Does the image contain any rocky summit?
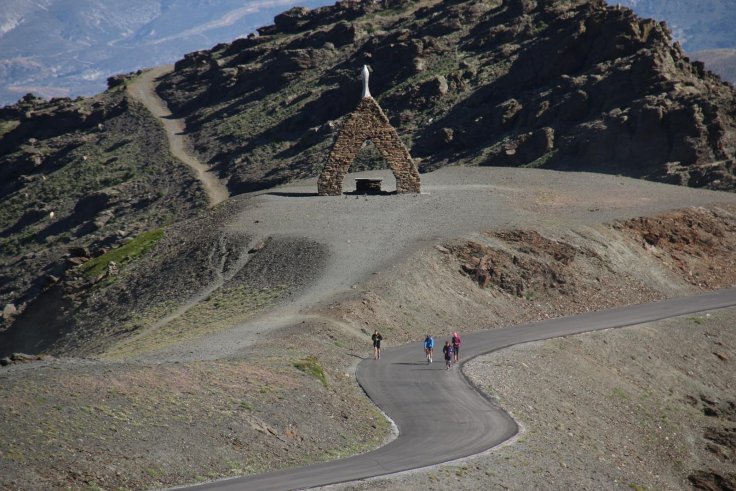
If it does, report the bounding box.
[155,0,736,193]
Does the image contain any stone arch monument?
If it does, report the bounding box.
[317,65,421,195]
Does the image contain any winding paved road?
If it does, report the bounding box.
[179,287,736,491]
[127,66,229,207]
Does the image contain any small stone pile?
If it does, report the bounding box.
[318,97,421,195]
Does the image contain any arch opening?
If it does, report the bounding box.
[318,97,420,196]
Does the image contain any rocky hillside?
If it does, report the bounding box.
[156,0,736,193]
[0,84,207,333]
[2,0,736,337]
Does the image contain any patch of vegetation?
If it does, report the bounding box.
[81,228,164,278]
[293,356,328,387]
[531,20,549,35]
[0,119,20,138]
[237,401,254,411]
[611,387,630,400]
[522,149,559,169]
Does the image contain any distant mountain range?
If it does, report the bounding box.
[618,0,736,84]
[691,49,736,84]
[0,0,326,105]
[616,0,736,52]
[1,0,734,106]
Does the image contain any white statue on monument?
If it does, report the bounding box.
[360,64,371,99]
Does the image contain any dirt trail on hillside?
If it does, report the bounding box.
[127,66,229,207]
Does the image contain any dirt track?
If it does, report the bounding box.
[127,66,229,207]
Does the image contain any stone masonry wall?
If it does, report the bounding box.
[318,97,421,195]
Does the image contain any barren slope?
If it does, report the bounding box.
[80,167,736,362]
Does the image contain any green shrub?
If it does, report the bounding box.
[293,356,328,387]
[81,228,164,278]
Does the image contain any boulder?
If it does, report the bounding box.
[2,304,16,320]
[73,190,117,217]
[174,50,212,71]
[94,211,114,229]
[107,74,127,89]
[504,0,538,16]
[558,90,590,122]
[66,257,89,267]
[269,49,325,76]
[68,246,91,258]
[274,7,310,33]
[496,98,523,130]
[326,21,358,47]
[422,75,449,98]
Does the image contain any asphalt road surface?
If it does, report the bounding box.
[177,287,736,491]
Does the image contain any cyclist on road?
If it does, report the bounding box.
[423,335,434,364]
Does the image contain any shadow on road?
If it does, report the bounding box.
[266,191,320,197]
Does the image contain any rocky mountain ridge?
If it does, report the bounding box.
[616,0,736,84]
[155,0,736,194]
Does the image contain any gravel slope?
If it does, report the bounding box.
[146,167,736,362]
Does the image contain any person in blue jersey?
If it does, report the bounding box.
[423,334,434,363]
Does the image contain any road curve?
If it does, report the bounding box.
[126,66,229,207]
[178,287,736,491]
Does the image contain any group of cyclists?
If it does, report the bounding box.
[371,329,462,370]
[424,332,461,369]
